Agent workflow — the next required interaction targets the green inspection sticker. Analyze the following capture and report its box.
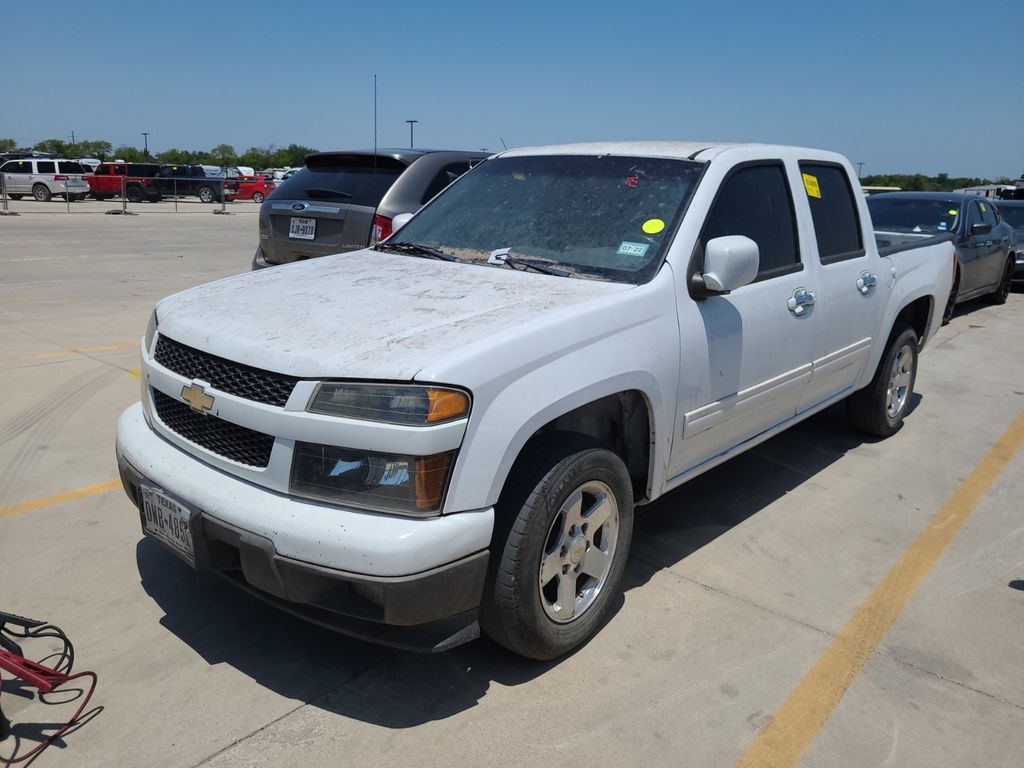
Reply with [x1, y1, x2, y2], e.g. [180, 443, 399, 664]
[617, 241, 649, 257]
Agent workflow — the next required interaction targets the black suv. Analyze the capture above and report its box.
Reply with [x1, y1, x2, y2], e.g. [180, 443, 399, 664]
[252, 149, 488, 269]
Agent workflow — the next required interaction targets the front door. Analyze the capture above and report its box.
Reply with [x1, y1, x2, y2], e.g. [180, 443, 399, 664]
[669, 162, 820, 481]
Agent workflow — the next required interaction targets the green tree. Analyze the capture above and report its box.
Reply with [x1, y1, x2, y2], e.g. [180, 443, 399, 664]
[0, 138, 17, 153]
[111, 145, 146, 162]
[33, 138, 70, 156]
[76, 140, 113, 160]
[209, 143, 237, 166]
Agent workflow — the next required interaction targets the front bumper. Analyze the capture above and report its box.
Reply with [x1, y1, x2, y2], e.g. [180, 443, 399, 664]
[116, 403, 493, 651]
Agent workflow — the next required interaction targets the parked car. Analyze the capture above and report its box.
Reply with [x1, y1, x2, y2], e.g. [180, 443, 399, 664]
[992, 199, 1024, 281]
[233, 175, 274, 203]
[0, 158, 90, 201]
[868, 192, 1016, 321]
[117, 141, 955, 659]
[252, 149, 488, 269]
[88, 162, 163, 202]
[151, 165, 237, 203]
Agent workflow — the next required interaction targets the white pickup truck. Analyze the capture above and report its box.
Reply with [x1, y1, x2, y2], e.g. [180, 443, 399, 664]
[116, 142, 955, 659]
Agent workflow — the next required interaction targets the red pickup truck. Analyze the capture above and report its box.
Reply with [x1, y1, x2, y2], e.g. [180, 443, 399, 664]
[88, 162, 162, 202]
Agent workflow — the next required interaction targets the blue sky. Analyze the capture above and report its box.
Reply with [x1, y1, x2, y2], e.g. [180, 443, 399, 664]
[4, 0, 1022, 178]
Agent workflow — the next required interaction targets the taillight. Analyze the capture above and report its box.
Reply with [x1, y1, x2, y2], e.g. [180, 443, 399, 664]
[54, 175, 68, 181]
[370, 214, 393, 245]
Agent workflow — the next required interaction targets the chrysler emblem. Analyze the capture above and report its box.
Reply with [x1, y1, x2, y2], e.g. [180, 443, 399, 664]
[181, 383, 215, 414]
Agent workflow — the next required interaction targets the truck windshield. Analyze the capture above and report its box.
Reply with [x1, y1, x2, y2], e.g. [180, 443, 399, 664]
[387, 154, 705, 283]
[867, 197, 961, 235]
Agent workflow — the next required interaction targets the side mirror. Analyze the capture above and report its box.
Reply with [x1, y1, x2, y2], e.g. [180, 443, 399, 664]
[392, 212, 414, 233]
[970, 222, 992, 236]
[702, 235, 760, 293]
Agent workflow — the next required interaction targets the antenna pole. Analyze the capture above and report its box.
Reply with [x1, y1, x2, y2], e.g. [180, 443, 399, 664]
[373, 75, 378, 170]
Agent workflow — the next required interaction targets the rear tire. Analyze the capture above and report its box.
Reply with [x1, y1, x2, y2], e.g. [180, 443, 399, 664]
[252, 191, 265, 203]
[986, 257, 1014, 305]
[848, 324, 918, 437]
[480, 434, 634, 660]
[32, 184, 52, 202]
[197, 186, 216, 203]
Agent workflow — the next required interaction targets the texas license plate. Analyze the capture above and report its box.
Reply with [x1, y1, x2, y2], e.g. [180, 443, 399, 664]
[141, 485, 196, 566]
[289, 216, 316, 240]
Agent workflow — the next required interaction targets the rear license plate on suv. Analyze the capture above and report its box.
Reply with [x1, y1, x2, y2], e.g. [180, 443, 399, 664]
[141, 484, 196, 566]
[289, 217, 316, 240]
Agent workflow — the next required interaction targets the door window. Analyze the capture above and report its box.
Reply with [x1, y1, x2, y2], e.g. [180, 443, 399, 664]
[978, 200, 997, 228]
[799, 163, 864, 263]
[965, 202, 982, 231]
[36, 161, 56, 174]
[701, 163, 800, 280]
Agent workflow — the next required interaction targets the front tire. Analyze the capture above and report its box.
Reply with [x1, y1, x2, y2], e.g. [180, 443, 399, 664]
[848, 323, 918, 437]
[252, 191, 265, 203]
[481, 435, 634, 659]
[986, 257, 1014, 305]
[125, 185, 145, 203]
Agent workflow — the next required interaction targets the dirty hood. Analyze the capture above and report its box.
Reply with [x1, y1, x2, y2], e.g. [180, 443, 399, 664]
[155, 250, 631, 380]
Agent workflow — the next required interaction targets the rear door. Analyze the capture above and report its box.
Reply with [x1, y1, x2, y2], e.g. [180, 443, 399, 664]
[796, 161, 883, 408]
[959, 201, 988, 294]
[978, 200, 1008, 287]
[670, 161, 821, 478]
[263, 155, 407, 265]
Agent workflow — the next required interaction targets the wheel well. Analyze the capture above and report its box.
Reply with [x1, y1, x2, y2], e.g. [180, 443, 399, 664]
[895, 295, 932, 342]
[521, 391, 652, 503]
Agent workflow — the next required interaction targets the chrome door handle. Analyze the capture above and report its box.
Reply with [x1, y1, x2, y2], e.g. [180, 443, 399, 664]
[787, 287, 816, 316]
[856, 271, 877, 295]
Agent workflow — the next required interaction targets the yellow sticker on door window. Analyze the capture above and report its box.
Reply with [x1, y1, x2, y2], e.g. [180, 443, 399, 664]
[802, 173, 821, 199]
[979, 202, 987, 212]
[642, 218, 665, 235]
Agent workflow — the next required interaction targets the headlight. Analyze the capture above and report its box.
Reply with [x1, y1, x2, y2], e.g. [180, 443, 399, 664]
[307, 383, 469, 425]
[144, 309, 158, 355]
[290, 442, 455, 516]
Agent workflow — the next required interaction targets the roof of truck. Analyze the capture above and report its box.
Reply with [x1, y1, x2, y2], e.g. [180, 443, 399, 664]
[496, 141, 830, 162]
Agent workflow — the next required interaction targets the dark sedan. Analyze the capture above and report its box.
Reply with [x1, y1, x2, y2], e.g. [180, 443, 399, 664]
[868, 192, 1016, 322]
[993, 199, 1024, 281]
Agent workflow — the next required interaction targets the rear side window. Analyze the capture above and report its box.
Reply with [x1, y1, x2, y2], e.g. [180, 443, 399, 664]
[37, 161, 56, 174]
[420, 161, 477, 204]
[702, 163, 800, 280]
[270, 155, 406, 206]
[799, 163, 864, 263]
[58, 161, 86, 173]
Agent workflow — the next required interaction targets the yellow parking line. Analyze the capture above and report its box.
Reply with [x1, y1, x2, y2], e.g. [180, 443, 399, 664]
[0, 479, 121, 519]
[8, 342, 137, 363]
[127, 367, 141, 379]
[735, 409, 1024, 768]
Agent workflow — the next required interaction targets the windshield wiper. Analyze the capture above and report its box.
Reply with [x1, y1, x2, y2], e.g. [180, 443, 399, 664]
[375, 241, 457, 261]
[304, 187, 352, 199]
[497, 253, 576, 278]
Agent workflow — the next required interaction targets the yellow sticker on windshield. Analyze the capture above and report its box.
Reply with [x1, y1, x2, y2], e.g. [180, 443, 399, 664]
[642, 218, 665, 235]
[949, 209, 958, 216]
[802, 173, 821, 198]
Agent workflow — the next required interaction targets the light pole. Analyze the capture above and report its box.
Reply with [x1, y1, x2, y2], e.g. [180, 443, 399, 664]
[405, 120, 418, 149]
[856, 161, 865, 179]
[142, 132, 150, 157]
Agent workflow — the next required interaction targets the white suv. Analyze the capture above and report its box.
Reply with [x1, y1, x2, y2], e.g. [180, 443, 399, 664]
[0, 157, 91, 201]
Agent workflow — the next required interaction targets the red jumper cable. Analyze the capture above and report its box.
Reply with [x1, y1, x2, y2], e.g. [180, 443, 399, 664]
[0, 611, 97, 765]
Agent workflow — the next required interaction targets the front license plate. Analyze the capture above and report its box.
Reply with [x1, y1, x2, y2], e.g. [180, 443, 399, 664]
[289, 216, 316, 240]
[141, 485, 196, 566]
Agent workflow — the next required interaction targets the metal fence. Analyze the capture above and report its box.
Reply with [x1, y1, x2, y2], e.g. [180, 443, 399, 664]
[0, 170, 259, 216]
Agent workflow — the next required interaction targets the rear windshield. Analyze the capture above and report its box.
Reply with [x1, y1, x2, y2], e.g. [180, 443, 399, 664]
[269, 155, 406, 206]
[867, 196, 961, 235]
[995, 204, 1024, 229]
[385, 154, 704, 284]
[58, 161, 87, 174]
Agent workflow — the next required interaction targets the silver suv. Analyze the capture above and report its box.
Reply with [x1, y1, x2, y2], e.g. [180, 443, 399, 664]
[252, 149, 487, 269]
[0, 158, 90, 201]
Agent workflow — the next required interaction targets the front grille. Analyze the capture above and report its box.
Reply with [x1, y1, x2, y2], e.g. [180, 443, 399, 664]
[154, 335, 298, 407]
[152, 389, 275, 468]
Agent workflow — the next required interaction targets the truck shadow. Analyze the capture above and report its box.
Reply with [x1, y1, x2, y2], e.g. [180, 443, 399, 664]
[135, 397, 918, 729]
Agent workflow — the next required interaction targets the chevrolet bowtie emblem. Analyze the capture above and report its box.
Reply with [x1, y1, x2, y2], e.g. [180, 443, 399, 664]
[181, 383, 215, 414]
